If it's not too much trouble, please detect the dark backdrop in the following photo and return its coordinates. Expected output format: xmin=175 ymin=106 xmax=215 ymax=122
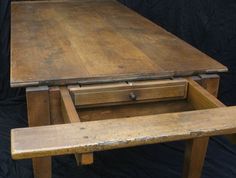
xmin=0 ymin=1 xmax=236 ymax=178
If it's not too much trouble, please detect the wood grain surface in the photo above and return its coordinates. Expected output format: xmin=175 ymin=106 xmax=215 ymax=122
xmin=26 ymin=86 xmax=52 ymax=178
xmin=77 ymin=100 xmax=194 ymax=122
xmin=70 ymin=79 xmax=187 ymax=107
xmin=11 ymin=0 xmax=227 ymax=87
xmin=183 ymin=79 xmax=224 ymax=178
xmin=11 ymin=106 xmax=236 ymax=159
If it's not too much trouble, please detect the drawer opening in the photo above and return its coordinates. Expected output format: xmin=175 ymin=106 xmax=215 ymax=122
xmin=76 ymin=78 xmax=224 ymax=122
xmin=73 ymin=79 xmax=190 ymax=121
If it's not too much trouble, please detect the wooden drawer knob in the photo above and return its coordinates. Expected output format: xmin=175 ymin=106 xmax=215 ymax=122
xmin=129 ymin=92 xmax=137 ymax=101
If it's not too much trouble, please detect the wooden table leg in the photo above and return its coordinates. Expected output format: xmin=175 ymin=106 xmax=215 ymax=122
xmin=183 ymin=76 xmax=220 ymax=178
xmin=183 ymin=137 xmax=209 ymax=178
xmin=26 ymin=86 xmax=52 ymax=178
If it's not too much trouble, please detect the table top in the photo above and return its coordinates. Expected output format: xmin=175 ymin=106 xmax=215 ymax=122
xmin=11 ymin=0 xmax=227 ymax=87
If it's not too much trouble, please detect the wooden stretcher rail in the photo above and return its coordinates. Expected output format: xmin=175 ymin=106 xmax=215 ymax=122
xmin=11 ymin=106 xmax=236 ymax=160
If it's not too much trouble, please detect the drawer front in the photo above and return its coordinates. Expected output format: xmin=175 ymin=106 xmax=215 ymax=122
xmin=69 ymin=79 xmax=187 ymax=108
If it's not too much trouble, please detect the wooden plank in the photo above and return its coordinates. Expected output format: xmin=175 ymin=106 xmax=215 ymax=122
xmin=60 ymin=87 xmax=81 ymax=123
xmin=49 ymin=87 xmax=64 ymax=125
xmin=10 ymin=0 xmax=227 ymax=87
xmin=199 ymin=74 xmax=220 ymax=97
xmin=197 ymin=74 xmax=236 ymax=144
xmin=11 ymin=106 xmax=236 ymax=160
xmin=183 ymin=79 xmax=224 ymax=178
xmin=26 ymin=86 xmax=51 ymax=178
xmin=60 ymin=87 xmax=94 ymax=165
xmin=70 ymin=79 xmax=187 ymax=107
xmin=187 ymin=78 xmax=225 ymax=109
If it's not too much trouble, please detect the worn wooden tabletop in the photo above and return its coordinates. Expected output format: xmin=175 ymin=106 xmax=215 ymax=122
xmin=11 ymin=0 xmax=227 ymax=87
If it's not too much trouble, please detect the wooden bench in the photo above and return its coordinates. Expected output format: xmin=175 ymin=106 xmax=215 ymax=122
xmin=12 ymin=105 xmax=236 ymax=159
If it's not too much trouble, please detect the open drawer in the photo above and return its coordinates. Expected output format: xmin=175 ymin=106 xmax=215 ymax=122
xmin=11 ymin=78 xmax=236 ymax=166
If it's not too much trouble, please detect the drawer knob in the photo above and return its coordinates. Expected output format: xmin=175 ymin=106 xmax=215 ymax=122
xmin=129 ymin=92 xmax=137 ymax=101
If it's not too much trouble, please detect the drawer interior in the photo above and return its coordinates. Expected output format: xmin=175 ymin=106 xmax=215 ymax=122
xmin=75 ymin=78 xmax=223 ymax=122
xmin=70 ymin=79 xmax=191 ymax=121
xmin=77 ymin=100 xmax=194 ymax=122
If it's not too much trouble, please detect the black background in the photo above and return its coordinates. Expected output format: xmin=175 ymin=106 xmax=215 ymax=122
xmin=1 ymin=1 xmax=236 ymax=178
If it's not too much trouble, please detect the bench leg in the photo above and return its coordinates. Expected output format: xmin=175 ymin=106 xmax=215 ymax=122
xmin=26 ymin=86 xmax=52 ymax=178
xmin=32 ymin=157 xmax=52 ymax=178
xmin=183 ymin=137 xmax=209 ymax=178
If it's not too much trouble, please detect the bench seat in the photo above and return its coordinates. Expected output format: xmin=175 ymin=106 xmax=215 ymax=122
xmin=11 ymin=106 xmax=236 ymax=160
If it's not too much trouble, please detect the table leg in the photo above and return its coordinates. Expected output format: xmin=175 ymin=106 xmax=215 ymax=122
xmin=183 ymin=75 xmax=220 ymax=178
xmin=26 ymin=86 xmax=52 ymax=178
xmin=183 ymin=137 xmax=209 ymax=178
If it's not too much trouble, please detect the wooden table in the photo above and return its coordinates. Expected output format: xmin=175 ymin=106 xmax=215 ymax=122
xmin=10 ymin=1 xmax=236 ymax=178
